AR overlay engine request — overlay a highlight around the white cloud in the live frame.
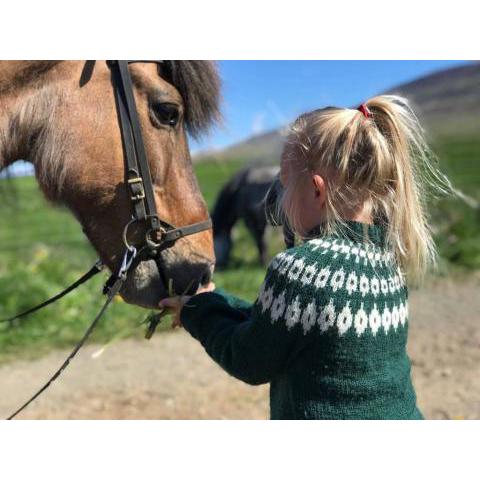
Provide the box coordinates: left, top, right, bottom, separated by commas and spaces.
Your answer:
267, 100, 289, 125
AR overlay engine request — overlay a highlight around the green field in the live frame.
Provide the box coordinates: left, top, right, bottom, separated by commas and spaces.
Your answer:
0, 138, 478, 363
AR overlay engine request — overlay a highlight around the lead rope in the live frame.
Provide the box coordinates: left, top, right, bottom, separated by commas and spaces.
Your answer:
6, 248, 136, 420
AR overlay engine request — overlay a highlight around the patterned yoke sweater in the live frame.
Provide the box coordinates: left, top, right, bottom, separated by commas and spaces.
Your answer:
181, 221, 423, 420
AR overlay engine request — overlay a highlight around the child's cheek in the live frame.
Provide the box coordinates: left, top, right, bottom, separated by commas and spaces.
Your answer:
300, 193, 325, 235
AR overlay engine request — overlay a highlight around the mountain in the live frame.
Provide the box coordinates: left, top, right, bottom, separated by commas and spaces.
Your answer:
196, 129, 286, 165
195, 62, 480, 164
388, 62, 480, 135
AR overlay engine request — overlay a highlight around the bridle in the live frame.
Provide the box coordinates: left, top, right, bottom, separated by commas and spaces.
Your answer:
102, 60, 212, 290
108, 60, 211, 266
2, 60, 213, 419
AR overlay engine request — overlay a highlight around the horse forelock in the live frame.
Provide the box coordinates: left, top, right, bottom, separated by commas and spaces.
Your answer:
162, 61, 222, 138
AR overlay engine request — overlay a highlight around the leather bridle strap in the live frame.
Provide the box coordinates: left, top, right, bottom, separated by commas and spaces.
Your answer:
108, 60, 160, 230
158, 221, 215, 245
108, 60, 212, 249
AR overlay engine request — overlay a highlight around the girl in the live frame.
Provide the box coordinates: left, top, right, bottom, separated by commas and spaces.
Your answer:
161, 95, 452, 420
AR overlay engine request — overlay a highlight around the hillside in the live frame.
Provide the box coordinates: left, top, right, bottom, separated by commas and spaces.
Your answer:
196, 62, 480, 164
388, 62, 480, 135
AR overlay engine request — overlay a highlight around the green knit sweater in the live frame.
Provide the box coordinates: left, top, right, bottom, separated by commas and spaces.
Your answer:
181, 221, 423, 420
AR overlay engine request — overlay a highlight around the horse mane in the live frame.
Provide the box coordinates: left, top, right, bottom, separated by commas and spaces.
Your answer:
0, 61, 61, 95
161, 61, 221, 138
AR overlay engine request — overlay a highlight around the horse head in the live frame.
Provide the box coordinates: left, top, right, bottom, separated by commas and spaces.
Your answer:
0, 60, 221, 308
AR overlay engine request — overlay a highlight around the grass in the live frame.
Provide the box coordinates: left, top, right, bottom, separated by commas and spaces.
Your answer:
0, 135, 478, 363
431, 135, 480, 270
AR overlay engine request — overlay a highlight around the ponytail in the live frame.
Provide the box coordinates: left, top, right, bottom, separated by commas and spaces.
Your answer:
282, 95, 455, 282
366, 95, 455, 280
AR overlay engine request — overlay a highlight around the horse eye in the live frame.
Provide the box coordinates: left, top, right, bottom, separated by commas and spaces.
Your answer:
152, 102, 180, 127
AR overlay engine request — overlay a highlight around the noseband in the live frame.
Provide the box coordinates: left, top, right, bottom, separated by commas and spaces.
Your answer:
2, 60, 213, 419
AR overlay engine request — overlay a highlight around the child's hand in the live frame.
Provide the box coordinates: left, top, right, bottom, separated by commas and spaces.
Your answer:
159, 282, 215, 328
159, 295, 190, 328
196, 282, 216, 295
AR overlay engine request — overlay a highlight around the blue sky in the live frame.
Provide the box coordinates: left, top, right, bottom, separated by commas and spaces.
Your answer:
191, 60, 470, 153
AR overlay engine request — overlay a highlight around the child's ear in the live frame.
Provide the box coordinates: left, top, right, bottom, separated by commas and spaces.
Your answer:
312, 174, 326, 206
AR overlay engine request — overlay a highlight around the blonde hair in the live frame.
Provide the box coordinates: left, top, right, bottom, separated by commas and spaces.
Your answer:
280, 95, 455, 282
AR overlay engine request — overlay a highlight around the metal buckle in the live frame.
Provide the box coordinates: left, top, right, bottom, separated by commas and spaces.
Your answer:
128, 177, 145, 202
145, 227, 166, 251
94, 259, 105, 271
118, 246, 137, 279
131, 192, 145, 201
122, 218, 138, 251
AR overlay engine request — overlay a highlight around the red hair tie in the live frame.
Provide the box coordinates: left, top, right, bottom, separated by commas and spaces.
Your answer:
357, 103, 371, 119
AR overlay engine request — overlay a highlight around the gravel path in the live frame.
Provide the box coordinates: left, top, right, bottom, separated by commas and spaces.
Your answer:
0, 277, 478, 419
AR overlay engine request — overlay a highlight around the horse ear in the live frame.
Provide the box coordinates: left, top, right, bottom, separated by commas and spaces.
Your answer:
161, 61, 222, 138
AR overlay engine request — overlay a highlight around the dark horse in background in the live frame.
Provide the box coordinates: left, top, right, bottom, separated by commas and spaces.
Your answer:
211, 165, 294, 268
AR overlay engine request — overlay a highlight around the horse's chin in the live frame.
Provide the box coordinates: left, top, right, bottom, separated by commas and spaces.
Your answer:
118, 254, 213, 309
119, 259, 166, 309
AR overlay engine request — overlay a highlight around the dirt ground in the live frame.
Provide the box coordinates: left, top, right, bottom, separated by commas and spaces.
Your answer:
0, 277, 479, 420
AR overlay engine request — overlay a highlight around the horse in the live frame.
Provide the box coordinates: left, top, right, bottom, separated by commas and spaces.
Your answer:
0, 61, 221, 309
211, 165, 294, 268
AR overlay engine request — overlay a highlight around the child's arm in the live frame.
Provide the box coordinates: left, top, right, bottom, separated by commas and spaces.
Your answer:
211, 287, 253, 318
179, 264, 305, 386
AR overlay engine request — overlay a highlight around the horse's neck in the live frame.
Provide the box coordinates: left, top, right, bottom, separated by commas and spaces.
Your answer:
0, 87, 53, 172
0, 93, 22, 171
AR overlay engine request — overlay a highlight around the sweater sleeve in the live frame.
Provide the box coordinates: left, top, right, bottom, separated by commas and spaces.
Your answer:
211, 287, 253, 318
181, 256, 305, 385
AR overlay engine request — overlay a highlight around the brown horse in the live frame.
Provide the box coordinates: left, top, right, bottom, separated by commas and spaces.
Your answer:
0, 61, 220, 308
